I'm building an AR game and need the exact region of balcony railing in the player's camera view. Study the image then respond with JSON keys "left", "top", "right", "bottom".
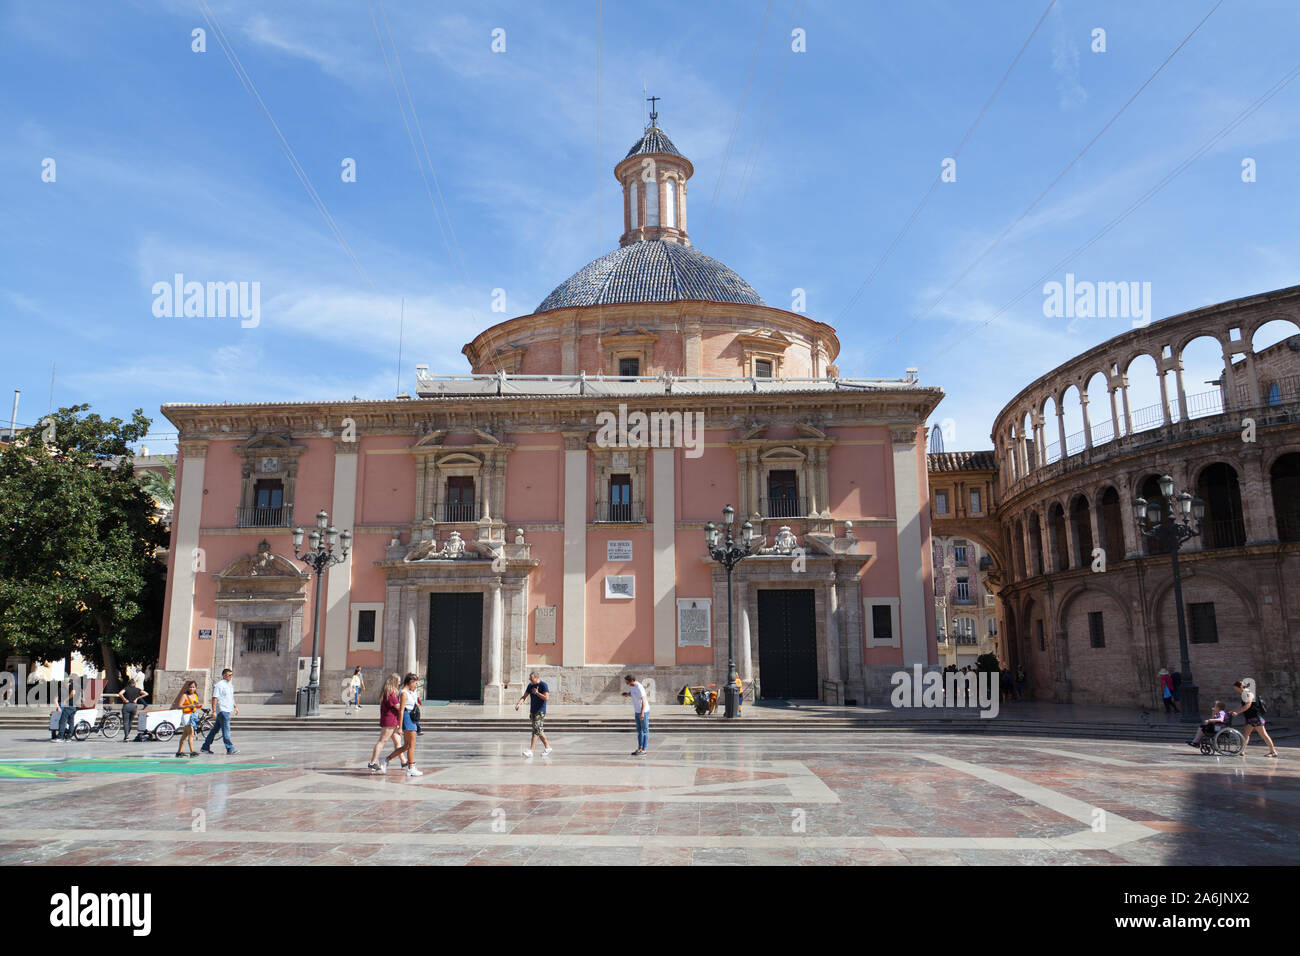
{"left": 594, "top": 499, "right": 645, "bottom": 523}
{"left": 761, "top": 496, "right": 807, "bottom": 519}
{"left": 440, "top": 501, "right": 478, "bottom": 523}
{"left": 236, "top": 505, "right": 294, "bottom": 528}
{"left": 1202, "top": 515, "right": 1246, "bottom": 550}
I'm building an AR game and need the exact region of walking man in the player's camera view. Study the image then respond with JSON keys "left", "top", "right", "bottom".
{"left": 515, "top": 671, "right": 551, "bottom": 757}
{"left": 622, "top": 674, "right": 649, "bottom": 756}
{"left": 200, "top": 668, "right": 239, "bottom": 755}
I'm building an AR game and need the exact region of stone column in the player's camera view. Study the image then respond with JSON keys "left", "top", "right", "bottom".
{"left": 825, "top": 573, "right": 842, "bottom": 686}
{"left": 1056, "top": 404, "right": 1068, "bottom": 458}
{"left": 1158, "top": 367, "right": 1173, "bottom": 425}
{"left": 1063, "top": 501, "right": 1079, "bottom": 570}
{"left": 164, "top": 440, "right": 208, "bottom": 673}
{"left": 403, "top": 596, "right": 418, "bottom": 677}
{"left": 1118, "top": 473, "right": 1142, "bottom": 559}
{"left": 1174, "top": 362, "right": 1189, "bottom": 420}
{"left": 1108, "top": 385, "right": 1121, "bottom": 441}
{"left": 737, "top": 581, "right": 753, "bottom": 681}
{"left": 485, "top": 576, "right": 504, "bottom": 704}
{"left": 1080, "top": 393, "right": 1093, "bottom": 449}
{"left": 1220, "top": 341, "right": 1239, "bottom": 412}
{"left": 1238, "top": 452, "right": 1273, "bottom": 544}
{"left": 1119, "top": 377, "right": 1133, "bottom": 435}
{"left": 1087, "top": 495, "right": 1103, "bottom": 568}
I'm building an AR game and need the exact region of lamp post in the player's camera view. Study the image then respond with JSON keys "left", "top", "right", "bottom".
{"left": 705, "top": 505, "right": 758, "bottom": 718}
{"left": 292, "top": 509, "right": 351, "bottom": 717}
{"left": 1133, "top": 475, "right": 1205, "bottom": 723}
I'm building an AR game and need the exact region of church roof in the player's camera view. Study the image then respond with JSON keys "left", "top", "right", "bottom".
{"left": 927, "top": 450, "right": 998, "bottom": 473}
{"left": 624, "top": 126, "right": 682, "bottom": 159}
{"left": 535, "top": 240, "right": 764, "bottom": 313}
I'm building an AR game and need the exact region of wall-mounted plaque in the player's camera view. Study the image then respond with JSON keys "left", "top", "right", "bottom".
{"left": 605, "top": 575, "right": 635, "bottom": 599}
{"left": 676, "top": 599, "right": 711, "bottom": 646}
{"left": 535, "top": 606, "right": 557, "bottom": 644}
{"left": 607, "top": 540, "right": 633, "bottom": 561}
{"left": 198, "top": 628, "right": 213, "bottom": 640}
{"left": 259, "top": 457, "right": 279, "bottom": 472}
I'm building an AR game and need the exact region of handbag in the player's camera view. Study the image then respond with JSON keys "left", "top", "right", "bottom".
{"left": 410, "top": 703, "right": 422, "bottom": 722}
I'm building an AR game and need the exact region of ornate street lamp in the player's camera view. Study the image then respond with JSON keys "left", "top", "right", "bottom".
{"left": 292, "top": 509, "right": 351, "bottom": 717}
{"left": 1133, "top": 476, "right": 1205, "bottom": 723}
{"left": 705, "top": 504, "right": 758, "bottom": 718}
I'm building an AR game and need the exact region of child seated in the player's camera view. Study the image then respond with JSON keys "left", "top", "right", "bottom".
{"left": 1188, "top": 700, "right": 1227, "bottom": 747}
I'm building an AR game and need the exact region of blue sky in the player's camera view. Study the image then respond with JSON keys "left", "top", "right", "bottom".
{"left": 5, "top": 0, "right": 1300, "bottom": 453}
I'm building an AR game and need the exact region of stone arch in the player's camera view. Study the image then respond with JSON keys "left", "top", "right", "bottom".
{"left": 1059, "top": 383, "right": 1084, "bottom": 458}
{"left": 1097, "top": 485, "right": 1126, "bottom": 560}
{"left": 1136, "top": 473, "right": 1168, "bottom": 555}
{"left": 1054, "top": 579, "right": 1139, "bottom": 706}
{"left": 1246, "top": 313, "right": 1300, "bottom": 352}
{"left": 1123, "top": 352, "right": 1163, "bottom": 434}
{"left": 1068, "top": 493, "right": 1094, "bottom": 569}
{"left": 1268, "top": 451, "right": 1300, "bottom": 542}
{"left": 1176, "top": 333, "right": 1228, "bottom": 418}
{"left": 1041, "top": 394, "right": 1060, "bottom": 463}
{"left": 1047, "top": 501, "right": 1069, "bottom": 572}
{"left": 1082, "top": 369, "right": 1112, "bottom": 447}
{"left": 1194, "top": 461, "right": 1246, "bottom": 549}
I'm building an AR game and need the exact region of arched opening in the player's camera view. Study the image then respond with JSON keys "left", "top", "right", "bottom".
{"left": 1084, "top": 371, "right": 1113, "bottom": 446}
{"left": 1196, "top": 462, "right": 1246, "bottom": 549}
{"left": 1099, "top": 486, "right": 1125, "bottom": 559}
{"left": 1271, "top": 452, "right": 1300, "bottom": 541}
{"left": 1027, "top": 511, "right": 1045, "bottom": 576}
{"left": 1042, "top": 395, "right": 1059, "bottom": 463}
{"left": 1060, "top": 384, "right": 1084, "bottom": 457}
{"left": 1139, "top": 474, "right": 1168, "bottom": 555}
{"left": 1069, "top": 495, "right": 1093, "bottom": 569}
{"left": 1048, "top": 502, "right": 1069, "bottom": 572}
{"left": 1124, "top": 353, "right": 1163, "bottom": 434}
{"left": 1022, "top": 411, "right": 1036, "bottom": 472}
{"left": 1013, "top": 519, "right": 1027, "bottom": 580}
{"left": 1178, "top": 334, "right": 1227, "bottom": 419}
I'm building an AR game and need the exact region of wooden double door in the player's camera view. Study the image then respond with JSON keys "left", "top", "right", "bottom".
{"left": 426, "top": 592, "right": 483, "bottom": 701}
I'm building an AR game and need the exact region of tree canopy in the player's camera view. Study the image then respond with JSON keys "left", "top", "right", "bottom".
{"left": 0, "top": 405, "right": 167, "bottom": 684}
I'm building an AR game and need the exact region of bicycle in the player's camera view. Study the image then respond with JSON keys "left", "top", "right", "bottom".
{"left": 72, "top": 705, "right": 123, "bottom": 742}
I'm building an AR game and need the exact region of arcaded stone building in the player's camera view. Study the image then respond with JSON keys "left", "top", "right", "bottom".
{"left": 155, "top": 119, "right": 942, "bottom": 706}
{"left": 991, "top": 285, "right": 1300, "bottom": 712}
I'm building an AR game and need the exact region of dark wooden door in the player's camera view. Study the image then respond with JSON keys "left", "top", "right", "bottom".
{"left": 756, "top": 589, "right": 818, "bottom": 699}
{"left": 427, "top": 592, "right": 483, "bottom": 701}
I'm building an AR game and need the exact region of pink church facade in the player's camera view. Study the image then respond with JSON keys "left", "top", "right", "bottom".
{"left": 155, "top": 120, "right": 941, "bottom": 706}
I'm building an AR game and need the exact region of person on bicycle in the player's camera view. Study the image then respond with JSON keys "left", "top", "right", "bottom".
{"left": 173, "top": 680, "right": 201, "bottom": 757}
{"left": 118, "top": 676, "right": 149, "bottom": 743}
{"left": 1187, "top": 700, "right": 1227, "bottom": 749}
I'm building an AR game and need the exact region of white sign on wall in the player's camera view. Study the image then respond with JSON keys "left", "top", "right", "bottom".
{"left": 677, "top": 599, "right": 711, "bottom": 646}
{"left": 607, "top": 540, "right": 633, "bottom": 561}
{"left": 605, "top": 575, "right": 635, "bottom": 599}
{"left": 535, "top": 606, "right": 557, "bottom": 644}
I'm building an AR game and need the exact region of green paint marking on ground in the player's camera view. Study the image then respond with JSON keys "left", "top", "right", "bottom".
{"left": 0, "top": 765, "right": 60, "bottom": 778}
{"left": 0, "top": 758, "right": 274, "bottom": 777}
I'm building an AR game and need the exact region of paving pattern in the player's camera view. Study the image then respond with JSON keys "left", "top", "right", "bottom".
{"left": 0, "top": 728, "right": 1295, "bottom": 865}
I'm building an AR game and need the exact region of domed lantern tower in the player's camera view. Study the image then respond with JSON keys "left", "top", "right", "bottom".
{"left": 615, "top": 99, "right": 694, "bottom": 247}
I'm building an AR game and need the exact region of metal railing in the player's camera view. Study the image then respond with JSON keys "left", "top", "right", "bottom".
{"left": 1202, "top": 516, "right": 1246, "bottom": 550}
{"left": 440, "top": 501, "right": 478, "bottom": 522}
{"left": 236, "top": 505, "right": 294, "bottom": 528}
{"left": 760, "top": 496, "right": 807, "bottom": 519}
{"left": 594, "top": 498, "right": 645, "bottom": 523}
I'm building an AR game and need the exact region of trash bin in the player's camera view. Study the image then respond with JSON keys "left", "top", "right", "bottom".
{"left": 295, "top": 687, "right": 310, "bottom": 717}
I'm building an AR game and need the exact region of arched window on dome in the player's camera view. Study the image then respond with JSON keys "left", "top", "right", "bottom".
{"left": 629, "top": 181, "right": 639, "bottom": 230}
{"left": 645, "top": 177, "right": 659, "bottom": 226}
{"left": 664, "top": 179, "right": 677, "bottom": 228}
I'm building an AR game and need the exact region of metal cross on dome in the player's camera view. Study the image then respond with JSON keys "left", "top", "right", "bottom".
{"left": 647, "top": 95, "right": 660, "bottom": 126}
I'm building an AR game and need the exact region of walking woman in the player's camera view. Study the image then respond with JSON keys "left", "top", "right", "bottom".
{"left": 1157, "top": 668, "right": 1179, "bottom": 714}
{"left": 382, "top": 673, "right": 422, "bottom": 777}
{"left": 173, "top": 680, "right": 201, "bottom": 757}
{"left": 367, "top": 673, "right": 416, "bottom": 773}
{"left": 1230, "top": 679, "right": 1280, "bottom": 758}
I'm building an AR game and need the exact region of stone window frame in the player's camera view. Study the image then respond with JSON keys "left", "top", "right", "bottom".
{"left": 736, "top": 330, "right": 793, "bottom": 379}
{"left": 411, "top": 430, "right": 513, "bottom": 527}
{"left": 350, "top": 601, "right": 384, "bottom": 653}
{"left": 759, "top": 446, "right": 808, "bottom": 518}
{"left": 935, "top": 489, "right": 950, "bottom": 514}
{"left": 433, "top": 452, "right": 483, "bottom": 523}
{"left": 589, "top": 442, "right": 649, "bottom": 523}
{"left": 234, "top": 433, "right": 306, "bottom": 524}
{"left": 864, "top": 596, "right": 900, "bottom": 648}
{"left": 733, "top": 430, "right": 836, "bottom": 524}
{"left": 603, "top": 328, "right": 658, "bottom": 378}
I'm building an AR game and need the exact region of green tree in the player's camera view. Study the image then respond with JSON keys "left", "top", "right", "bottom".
{"left": 0, "top": 405, "right": 167, "bottom": 690}
{"left": 138, "top": 457, "right": 175, "bottom": 506}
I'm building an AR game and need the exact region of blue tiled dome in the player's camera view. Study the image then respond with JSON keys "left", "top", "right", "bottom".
{"left": 535, "top": 240, "right": 765, "bottom": 313}
{"left": 624, "top": 126, "right": 682, "bottom": 159}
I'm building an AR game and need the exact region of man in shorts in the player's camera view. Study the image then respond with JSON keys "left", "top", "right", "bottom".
{"left": 515, "top": 671, "right": 551, "bottom": 757}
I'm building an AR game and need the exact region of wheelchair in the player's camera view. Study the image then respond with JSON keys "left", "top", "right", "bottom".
{"left": 1198, "top": 716, "right": 1245, "bottom": 757}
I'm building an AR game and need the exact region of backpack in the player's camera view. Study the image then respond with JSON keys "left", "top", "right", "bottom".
{"left": 1254, "top": 696, "right": 1268, "bottom": 717}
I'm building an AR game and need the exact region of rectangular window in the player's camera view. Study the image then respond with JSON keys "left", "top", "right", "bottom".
{"left": 766, "top": 470, "right": 799, "bottom": 518}
{"left": 1088, "top": 610, "right": 1105, "bottom": 648}
{"left": 254, "top": 479, "right": 283, "bottom": 510}
{"left": 1188, "top": 602, "right": 1219, "bottom": 644}
{"left": 872, "top": 605, "right": 893, "bottom": 642}
{"left": 935, "top": 491, "right": 949, "bottom": 514}
{"left": 970, "top": 489, "right": 982, "bottom": 513}
{"left": 955, "top": 579, "right": 970, "bottom": 603}
{"left": 609, "top": 473, "right": 632, "bottom": 522}
{"left": 243, "top": 625, "right": 279, "bottom": 654}
{"left": 619, "top": 357, "right": 640, "bottom": 377}
{"left": 1036, "top": 619, "right": 1045, "bottom": 651}
{"left": 445, "top": 476, "right": 475, "bottom": 522}
{"left": 954, "top": 618, "right": 975, "bottom": 644}
{"left": 356, "top": 609, "right": 376, "bottom": 644}
{"left": 954, "top": 543, "right": 968, "bottom": 566}
{"left": 754, "top": 359, "right": 773, "bottom": 378}
{"left": 987, "top": 618, "right": 997, "bottom": 635}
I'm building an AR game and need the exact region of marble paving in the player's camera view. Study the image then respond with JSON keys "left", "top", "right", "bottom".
{"left": 0, "top": 727, "right": 1295, "bottom": 865}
